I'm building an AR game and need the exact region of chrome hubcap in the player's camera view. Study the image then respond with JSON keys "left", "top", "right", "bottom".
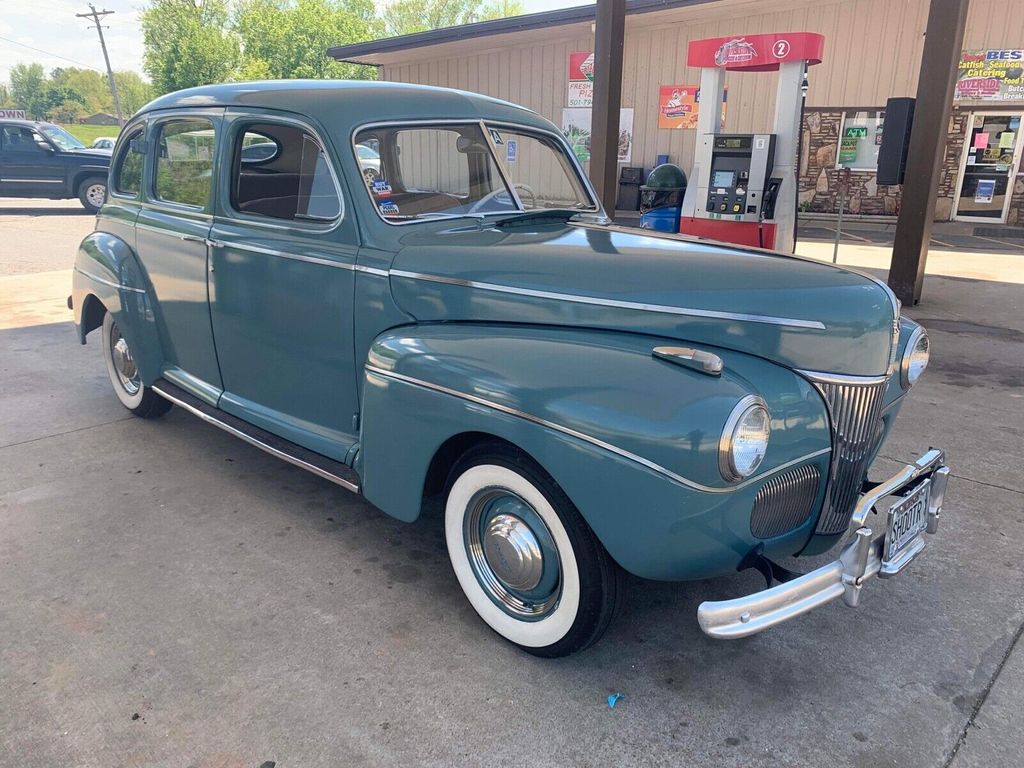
{"left": 86, "top": 184, "right": 105, "bottom": 207}
{"left": 482, "top": 514, "right": 543, "bottom": 591}
{"left": 464, "top": 488, "right": 561, "bottom": 620}
{"left": 109, "top": 322, "right": 140, "bottom": 395}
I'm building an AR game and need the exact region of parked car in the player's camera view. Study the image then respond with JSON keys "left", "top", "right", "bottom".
{"left": 0, "top": 119, "right": 111, "bottom": 212}
{"left": 70, "top": 82, "right": 948, "bottom": 656}
{"left": 355, "top": 141, "right": 381, "bottom": 182}
{"left": 90, "top": 136, "right": 118, "bottom": 151}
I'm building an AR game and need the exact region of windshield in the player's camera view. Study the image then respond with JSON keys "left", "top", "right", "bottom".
{"left": 352, "top": 122, "right": 596, "bottom": 222}
{"left": 40, "top": 124, "right": 86, "bottom": 151}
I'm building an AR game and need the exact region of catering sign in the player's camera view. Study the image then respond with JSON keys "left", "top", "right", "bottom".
{"left": 955, "top": 50, "right": 1024, "bottom": 101}
{"left": 568, "top": 51, "right": 595, "bottom": 107}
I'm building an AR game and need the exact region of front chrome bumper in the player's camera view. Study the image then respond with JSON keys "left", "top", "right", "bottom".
{"left": 698, "top": 449, "right": 950, "bottom": 639}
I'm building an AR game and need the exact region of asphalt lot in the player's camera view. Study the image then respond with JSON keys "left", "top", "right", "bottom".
{"left": 1, "top": 198, "right": 1023, "bottom": 768}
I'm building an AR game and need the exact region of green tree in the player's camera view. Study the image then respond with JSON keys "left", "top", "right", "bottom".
{"left": 114, "top": 71, "right": 157, "bottom": 115}
{"left": 478, "top": 0, "right": 525, "bottom": 21}
{"left": 234, "top": 0, "right": 380, "bottom": 81}
{"left": 141, "top": 0, "right": 241, "bottom": 93}
{"left": 10, "top": 63, "right": 47, "bottom": 118}
{"left": 381, "top": 0, "right": 477, "bottom": 36}
{"left": 49, "top": 67, "right": 111, "bottom": 114}
{"left": 381, "top": 0, "right": 524, "bottom": 36}
{"left": 0, "top": 84, "right": 13, "bottom": 108}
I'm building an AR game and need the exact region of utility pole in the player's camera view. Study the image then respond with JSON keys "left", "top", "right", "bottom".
{"left": 76, "top": 4, "right": 124, "bottom": 125}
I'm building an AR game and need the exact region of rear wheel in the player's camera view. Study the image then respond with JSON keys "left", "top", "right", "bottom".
{"left": 78, "top": 176, "right": 106, "bottom": 213}
{"left": 444, "top": 443, "right": 622, "bottom": 657}
{"left": 101, "top": 312, "right": 171, "bottom": 419}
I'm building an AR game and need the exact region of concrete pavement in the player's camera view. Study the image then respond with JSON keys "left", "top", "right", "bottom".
{"left": 1, "top": 198, "right": 1023, "bottom": 767}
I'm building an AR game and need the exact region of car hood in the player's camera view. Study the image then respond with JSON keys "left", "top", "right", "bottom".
{"left": 388, "top": 221, "right": 898, "bottom": 376}
{"left": 67, "top": 148, "right": 112, "bottom": 160}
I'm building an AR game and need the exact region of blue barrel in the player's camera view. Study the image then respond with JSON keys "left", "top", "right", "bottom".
{"left": 640, "top": 205, "right": 682, "bottom": 233}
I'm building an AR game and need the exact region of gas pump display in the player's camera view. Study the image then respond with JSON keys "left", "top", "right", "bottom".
{"left": 700, "top": 134, "right": 777, "bottom": 221}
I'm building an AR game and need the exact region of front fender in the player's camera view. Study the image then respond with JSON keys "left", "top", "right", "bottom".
{"left": 72, "top": 231, "right": 163, "bottom": 385}
{"left": 359, "top": 324, "right": 832, "bottom": 580}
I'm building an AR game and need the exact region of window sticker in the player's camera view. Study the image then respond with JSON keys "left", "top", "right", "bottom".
{"left": 490, "top": 129, "right": 504, "bottom": 145}
{"left": 371, "top": 179, "right": 392, "bottom": 197}
{"left": 379, "top": 200, "right": 400, "bottom": 215}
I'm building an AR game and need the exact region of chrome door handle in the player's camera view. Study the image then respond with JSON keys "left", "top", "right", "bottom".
{"left": 180, "top": 233, "right": 206, "bottom": 243}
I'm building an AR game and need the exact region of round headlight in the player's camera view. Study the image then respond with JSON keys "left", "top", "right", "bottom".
{"left": 901, "top": 327, "right": 930, "bottom": 388}
{"left": 719, "top": 396, "right": 771, "bottom": 482}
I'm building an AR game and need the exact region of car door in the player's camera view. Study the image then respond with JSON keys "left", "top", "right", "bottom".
{"left": 0, "top": 124, "right": 66, "bottom": 197}
{"left": 134, "top": 111, "right": 224, "bottom": 402}
{"left": 207, "top": 111, "right": 360, "bottom": 461}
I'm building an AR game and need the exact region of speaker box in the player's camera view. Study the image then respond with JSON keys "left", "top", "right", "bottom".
{"left": 877, "top": 97, "right": 915, "bottom": 185}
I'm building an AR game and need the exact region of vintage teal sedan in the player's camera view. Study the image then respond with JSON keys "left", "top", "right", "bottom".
{"left": 70, "top": 81, "right": 948, "bottom": 656}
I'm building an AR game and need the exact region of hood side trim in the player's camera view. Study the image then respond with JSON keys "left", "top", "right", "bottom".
{"left": 389, "top": 270, "right": 826, "bottom": 330}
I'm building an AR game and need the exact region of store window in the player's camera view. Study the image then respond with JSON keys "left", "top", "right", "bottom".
{"left": 836, "top": 110, "right": 885, "bottom": 171}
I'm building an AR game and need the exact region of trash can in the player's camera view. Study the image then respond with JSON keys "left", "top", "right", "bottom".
{"left": 639, "top": 164, "right": 688, "bottom": 233}
{"left": 616, "top": 166, "right": 645, "bottom": 211}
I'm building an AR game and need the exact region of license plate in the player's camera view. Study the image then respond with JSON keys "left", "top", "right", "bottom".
{"left": 884, "top": 480, "right": 931, "bottom": 563}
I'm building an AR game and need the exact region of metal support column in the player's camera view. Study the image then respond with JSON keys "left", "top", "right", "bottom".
{"left": 589, "top": 0, "right": 626, "bottom": 212}
{"left": 888, "top": 0, "right": 970, "bottom": 304}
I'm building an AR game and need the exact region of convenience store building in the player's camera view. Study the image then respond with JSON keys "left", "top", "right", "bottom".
{"left": 330, "top": 0, "right": 1024, "bottom": 227}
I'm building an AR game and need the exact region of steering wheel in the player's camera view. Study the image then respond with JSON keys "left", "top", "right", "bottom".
{"left": 469, "top": 183, "right": 537, "bottom": 213}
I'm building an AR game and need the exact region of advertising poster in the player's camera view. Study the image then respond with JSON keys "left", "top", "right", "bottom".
{"left": 974, "top": 178, "right": 996, "bottom": 204}
{"left": 568, "top": 51, "right": 595, "bottom": 107}
{"left": 561, "top": 108, "right": 634, "bottom": 163}
{"left": 955, "top": 50, "right": 1024, "bottom": 101}
{"left": 657, "top": 85, "right": 728, "bottom": 130}
{"left": 658, "top": 85, "right": 699, "bottom": 129}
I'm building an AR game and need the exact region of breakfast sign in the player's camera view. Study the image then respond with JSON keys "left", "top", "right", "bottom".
{"left": 955, "top": 49, "right": 1024, "bottom": 101}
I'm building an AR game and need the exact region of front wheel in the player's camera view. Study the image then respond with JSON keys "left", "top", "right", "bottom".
{"left": 78, "top": 176, "right": 107, "bottom": 213}
{"left": 444, "top": 444, "right": 622, "bottom": 657}
{"left": 101, "top": 312, "right": 171, "bottom": 418}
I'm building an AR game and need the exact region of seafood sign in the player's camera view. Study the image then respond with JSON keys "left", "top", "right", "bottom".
{"left": 956, "top": 50, "right": 1024, "bottom": 101}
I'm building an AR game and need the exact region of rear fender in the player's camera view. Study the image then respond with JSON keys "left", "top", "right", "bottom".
{"left": 73, "top": 231, "right": 163, "bottom": 385}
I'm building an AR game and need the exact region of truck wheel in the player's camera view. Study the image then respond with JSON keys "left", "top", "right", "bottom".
{"left": 78, "top": 176, "right": 107, "bottom": 213}
{"left": 444, "top": 443, "right": 622, "bottom": 657}
{"left": 101, "top": 312, "right": 171, "bottom": 419}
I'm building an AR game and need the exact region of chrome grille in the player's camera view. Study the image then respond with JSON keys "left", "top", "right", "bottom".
{"left": 815, "top": 379, "right": 888, "bottom": 534}
{"left": 751, "top": 464, "right": 821, "bottom": 538}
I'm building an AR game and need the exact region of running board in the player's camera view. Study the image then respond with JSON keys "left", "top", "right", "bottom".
{"left": 150, "top": 380, "right": 361, "bottom": 494}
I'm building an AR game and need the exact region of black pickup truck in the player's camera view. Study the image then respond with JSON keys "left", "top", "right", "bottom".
{"left": 0, "top": 119, "right": 112, "bottom": 213}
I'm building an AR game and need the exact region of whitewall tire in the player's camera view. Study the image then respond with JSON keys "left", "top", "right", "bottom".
{"left": 101, "top": 311, "right": 171, "bottom": 419}
{"left": 444, "top": 444, "right": 622, "bottom": 657}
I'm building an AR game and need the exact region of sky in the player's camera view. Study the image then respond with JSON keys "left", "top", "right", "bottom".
{"left": 0, "top": 0, "right": 591, "bottom": 85}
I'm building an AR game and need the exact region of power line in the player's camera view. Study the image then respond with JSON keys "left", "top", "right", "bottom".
{"left": 76, "top": 4, "right": 123, "bottom": 123}
{"left": 0, "top": 34, "right": 103, "bottom": 72}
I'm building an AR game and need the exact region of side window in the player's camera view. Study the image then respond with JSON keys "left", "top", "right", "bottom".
{"left": 231, "top": 122, "right": 341, "bottom": 223}
{"left": 1, "top": 125, "right": 46, "bottom": 153}
{"left": 112, "top": 128, "right": 144, "bottom": 197}
{"left": 154, "top": 118, "right": 216, "bottom": 208}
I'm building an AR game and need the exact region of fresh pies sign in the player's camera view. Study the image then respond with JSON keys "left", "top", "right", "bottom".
{"left": 568, "top": 51, "right": 594, "bottom": 107}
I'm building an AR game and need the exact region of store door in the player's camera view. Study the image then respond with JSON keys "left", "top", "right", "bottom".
{"left": 954, "top": 113, "right": 1023, "bottom": 222}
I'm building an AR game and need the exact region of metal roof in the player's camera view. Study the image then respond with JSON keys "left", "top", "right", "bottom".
{"left": 328, "top": 0, "right": 717, "bottom": 65}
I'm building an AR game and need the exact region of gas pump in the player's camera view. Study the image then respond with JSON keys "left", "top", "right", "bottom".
{"left": 679, "top": 32, "right": 825, "bottom": 252}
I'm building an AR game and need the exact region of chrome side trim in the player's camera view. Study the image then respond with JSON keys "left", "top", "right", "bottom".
{"left": 796, "top": 369, "right": 889, "bottom": 386}
{"left": 698, "top": 449, "right": 948, "bottom": 639}
{"left": 389, "top": 270, "right": 827, "bottom": 330}
{"left": 365, "top": 365, "right": 829, "bottom": 494}
{"left": 353, "top": 264, "right": 390, "bottom": 276}
{"left": 150, "top": 383, "right": 360, "bottom": 494}
{"left": 74, "top": 266, "right": 147, "bottom": 294}
{"left": 0, "top": 178, "right": 64, "bottom": 183}
{"left": 211, "top": 239, "right": 352, "bottom": 269}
